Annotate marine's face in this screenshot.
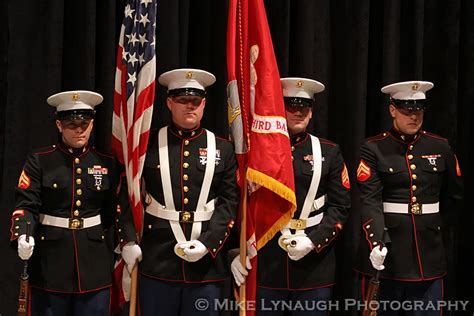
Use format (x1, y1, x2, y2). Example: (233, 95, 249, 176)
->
(389, 104, 424, 135)
(167, 96, 206, 130)
(56, 119, 93, 148)
(285, 105, 312, 136)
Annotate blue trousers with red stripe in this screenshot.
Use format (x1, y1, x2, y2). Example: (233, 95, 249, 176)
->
(138, 275, 222, 316)
(256, 286, 332, 316)
(362, 276, 443, 316)
(30, 287, 110, 316)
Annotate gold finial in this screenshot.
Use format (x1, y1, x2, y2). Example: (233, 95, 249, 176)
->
(72, 92, 80, 101)
(411, 83, 419, 91)
(297, 80, 304, 88)
(186, 71, 193, 79)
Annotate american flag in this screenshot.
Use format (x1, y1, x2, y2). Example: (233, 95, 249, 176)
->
(111, 0, 156, 309)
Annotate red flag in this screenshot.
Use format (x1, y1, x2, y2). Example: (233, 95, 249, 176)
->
(227, 0, 296, 313)
(111, 0, 156, 311)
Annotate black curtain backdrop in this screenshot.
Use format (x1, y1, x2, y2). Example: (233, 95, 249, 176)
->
(1, 1, 473, 315)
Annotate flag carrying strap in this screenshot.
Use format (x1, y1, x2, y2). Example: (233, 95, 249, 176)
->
(157, 126, 216, 242)
(281, 135, 326, 237)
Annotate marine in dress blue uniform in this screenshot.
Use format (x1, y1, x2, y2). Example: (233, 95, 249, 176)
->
(11, 91, 120, 315)
(118, 69, 240, 316)
(355, 81, 464, 316)
(230, 78, 351, 316)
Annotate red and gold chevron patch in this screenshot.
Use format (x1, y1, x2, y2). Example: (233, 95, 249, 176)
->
(341, 163, 350, 189)
(357, 160, 371, 182)
(455, 154, 461, 177)
(12, 209, 24, 217)
(18, 170, 30, 189)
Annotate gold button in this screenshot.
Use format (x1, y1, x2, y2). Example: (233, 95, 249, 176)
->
(184, 186, 189, 192)
(410, 164, 416, 170)
(325, 238, 329, 242)
(179, 131, 183, 136)
(389, 168, 394, 173)
(101, 235, 105, 239)
(383, 133, 387, 136)
(76, 200, 82, 207)
(409, 145, 414, 150)
(369, 233, 374, 237)
(184, 198, 189, 204)
(52, 145, 56, 148)
(156, 165, 160, 169)
(408, 154, 414, 160)
(291, 146, 295, 152)
(14, 233, 18, 236)
(412, 185, 417, 191)
(76, 189, 82, 195)
(75, 158, 80, 164)
(69, 148, 74, 153)
(317, 244, 321, 248)
(225, 232, 228, 236)
(373, 241, 378, 246)
(118, 228, 122, 232)
(365, 224, 371, 229)
(332, 231, 336, 236)
(433, 167, 438, 171)
(41, 236, 45, 240)
(96, 186, 101, 191)
(15, 225, 19, 229)
(184, 151, 190, 157)
(183, 174, 188, 181)
(74, 210, 79, 216)
(148, 225, 152, 229)
(291, 156, 294, 161)
(212, 248, 216, 252)
(53, 183, 58, 188)
(412, 196, 417, 203)
(183, 162, 189, 169)
(191, 131, 195, 136)
(219, 240, 222, 244)
(412, 174, 417, 180)
(76, 178, 82, 185)
(120, 239, 124, 243)
(15, 218, 19, 221)
(76, 168, 82, 174)
(184, 140, 189, 145)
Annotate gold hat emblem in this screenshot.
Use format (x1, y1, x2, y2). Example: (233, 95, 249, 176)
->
(411, 83, 419, 91)
(297, 80, 304, 88)
(186, 71, 193, 79)
(72, 92, 80, 101)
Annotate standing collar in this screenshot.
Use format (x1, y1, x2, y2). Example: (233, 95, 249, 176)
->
(290, 132, 308, 146)
(389, 127, 420, 144)
(169, 123, 203, 139)
(58, 140, 89, 156)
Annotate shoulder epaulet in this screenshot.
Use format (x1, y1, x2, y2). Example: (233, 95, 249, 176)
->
(421, 130, 448, 142)
(366, 132, 390, 142)
(215, 135, 232, 143)
(319, 138, 337, 147)
(91, 147, 115, 159)
(33, 144, 58, 155)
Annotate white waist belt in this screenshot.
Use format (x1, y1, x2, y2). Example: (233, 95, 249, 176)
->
(39, 214, 101, 229)
(282, 194, 327, 230)
(383, 202, 439, 215)
(146, 198, 216, 223)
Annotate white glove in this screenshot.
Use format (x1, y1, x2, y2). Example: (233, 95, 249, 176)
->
(182, 240, 208, 262)
(18, 235, 35, 260)
(231, 255, 252, 286)
(284, 235, 314, 261)
(369, 246, 388, 271)
(122, 242, 142, 273)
